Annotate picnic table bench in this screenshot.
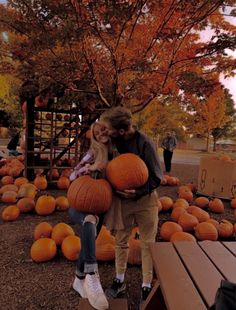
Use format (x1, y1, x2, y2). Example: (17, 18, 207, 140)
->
(142, 241, 236, 310)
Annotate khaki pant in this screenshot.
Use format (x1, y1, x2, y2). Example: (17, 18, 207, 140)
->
(115, 191, 159, 284)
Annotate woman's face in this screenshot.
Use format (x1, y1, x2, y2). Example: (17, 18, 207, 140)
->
(93, 123, 109, 144)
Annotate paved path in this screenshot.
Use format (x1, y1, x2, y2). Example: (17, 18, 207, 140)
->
(158, 149, 203, 165)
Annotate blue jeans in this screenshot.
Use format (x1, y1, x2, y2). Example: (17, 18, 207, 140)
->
(68, 207, 104, 275)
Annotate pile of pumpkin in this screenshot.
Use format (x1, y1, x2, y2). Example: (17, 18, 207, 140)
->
(30, 222, 141, 265)
(0, 176, 70, 222)
(158, 183, 236, 242)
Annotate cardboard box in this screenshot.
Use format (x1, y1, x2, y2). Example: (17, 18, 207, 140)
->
(197, 157, 236, 200)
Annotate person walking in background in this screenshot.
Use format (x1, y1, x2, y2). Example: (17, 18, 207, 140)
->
(100, 106, 163, 307)
(7, 130, 21, 156)
(161, 131, 177, 173)
(69, 121, 113, 310)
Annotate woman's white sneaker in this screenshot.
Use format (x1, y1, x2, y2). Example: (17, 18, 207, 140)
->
(84, 273, 109, 310)
(72, 276, 87, 298)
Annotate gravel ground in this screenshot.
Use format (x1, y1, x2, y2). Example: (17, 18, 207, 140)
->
(0, 163, 235, 310)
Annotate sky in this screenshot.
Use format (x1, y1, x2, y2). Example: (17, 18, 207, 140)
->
(0, 0, 235, 103)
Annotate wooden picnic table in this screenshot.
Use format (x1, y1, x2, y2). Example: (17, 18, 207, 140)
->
(143, 241, 236, 310)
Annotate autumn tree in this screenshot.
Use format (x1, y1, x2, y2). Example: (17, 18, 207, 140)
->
(212, 88, 236, 150)
(0, 0, 235, 118)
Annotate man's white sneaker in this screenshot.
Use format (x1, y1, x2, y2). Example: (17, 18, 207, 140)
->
(84, 273, 109, 310)
(72, 276, 87, 298)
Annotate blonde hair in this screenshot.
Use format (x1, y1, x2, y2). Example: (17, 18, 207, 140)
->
(100, 106, 132, 130)
(89, 122, 109, 170)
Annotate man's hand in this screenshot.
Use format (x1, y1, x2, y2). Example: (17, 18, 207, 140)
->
(116, 189, 136, 199)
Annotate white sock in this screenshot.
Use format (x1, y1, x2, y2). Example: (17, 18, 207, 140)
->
(116, 273, 125, 283)
(142, 283, 151, 288)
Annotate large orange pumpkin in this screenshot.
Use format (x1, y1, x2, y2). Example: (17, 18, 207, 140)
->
(30, 238, 57, 262)
(194, 222, 218, 241)
(106, 153, 149, 191)
(67, 175, 112, 213)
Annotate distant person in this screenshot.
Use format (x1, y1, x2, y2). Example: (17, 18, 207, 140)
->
(161, 131, 177, 173)
(7, 131, 21, 156)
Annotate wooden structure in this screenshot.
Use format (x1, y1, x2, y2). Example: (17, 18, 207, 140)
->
(142, 241, 236, 310)
(24, 96, 100, 181)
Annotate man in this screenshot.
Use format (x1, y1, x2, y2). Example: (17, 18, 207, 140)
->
(161, 131, 177, 173)
(100, 106, 163, 306)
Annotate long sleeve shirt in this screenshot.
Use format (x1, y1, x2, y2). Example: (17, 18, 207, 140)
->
(161, 136, 177, 152)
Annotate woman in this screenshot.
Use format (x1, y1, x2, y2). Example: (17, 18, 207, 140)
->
(68, 121, 112, 310)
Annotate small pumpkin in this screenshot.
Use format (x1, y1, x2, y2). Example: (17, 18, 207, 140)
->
(30, 238, 57, 262)
(34, 222, 53, 240)
(194, 197, 209, 209)
(208, 198, 224, 214)
(55, 196, 70, 211)
(178, 213, 199, 232)
(14, 177, 29, 188)
(173, 198, 189, 209)
(194, 222, 218, 241)
(57, 177, 70, 190)
(61, 235, 81, 261)
(1, 176, 14, 185)
(170, 231, 196, 242)
(1, 205, 20, 221)
(160, 221, 183, 241)
(159, 196, 173, 211)
(35, 195, 56, 216)
(171, 206, 186, 222)
(33, 175, 48, 190)
(17, 183, 37, 199)
(51, 223, 75, 245)
(96, 243, 115, 262)
(17, 197, 35, 213)
(218, 220, 234, 238)
(1, 190, 18, 203)
(106, 153, 149, 191)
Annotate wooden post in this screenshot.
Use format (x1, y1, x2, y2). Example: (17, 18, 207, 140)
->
(25, 97, 35, 181)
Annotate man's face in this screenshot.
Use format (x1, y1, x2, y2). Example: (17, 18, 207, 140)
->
(102, 121, 122, 138)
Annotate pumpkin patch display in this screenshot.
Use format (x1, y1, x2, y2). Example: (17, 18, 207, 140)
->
(30, 238, 57, 262)
(106, 153, 149, 191)
(67, 175, 112, 213)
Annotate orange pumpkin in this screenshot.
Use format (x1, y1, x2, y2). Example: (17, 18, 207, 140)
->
(18, 183, 37, 198)
(35, 195, 56, 216)
(96, 243, 115, 261)
(171, 206, 186, 222)
(96, 226, 115, 246)
(208, 198, 224, 214)
(67, 175, 112, 213)
(1, 205, 20, 221)
(17, 197, 35, 213)
(173, 198, 189, 209)
(33, 175, 48, 190)
(57, 177, 70, 190)
(51, 223, 75, 245)
(194, 222, 218, 241)
(1, 176, 14, 185)
(30, 238, 57, 262)
(178, 213, 199, 232)
(1, 190, 18, 203)
(106, 153, 148, 191)
(178, 190, 193, 203)
(170, 231, 196, 242)
(0, 184, 18, 194)
(55, 196, 70, 211)
(61, 235, 81, 261)
(14, 177, 29, 188)
(34, 222, 53, 240)
(159, 196, 173, 211)
(191, 208, 210, 223)
(230, 198, 236, 209)
(160, 221, 183, 241)
(128, 236, 141, 265)
(206, 218, 219, 229)
(194, 197, 209, 209)
(218, 220, 234, 238)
